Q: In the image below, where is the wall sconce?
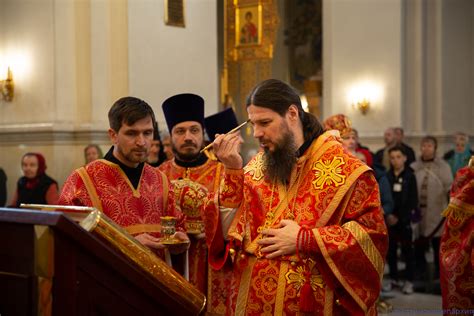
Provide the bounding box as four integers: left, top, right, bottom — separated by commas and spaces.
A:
348, 81, 383, 116
0, 67, 14, 102
354, 98, 370, 115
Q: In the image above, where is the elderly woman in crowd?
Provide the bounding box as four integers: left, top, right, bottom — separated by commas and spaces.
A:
443, 132, 473, 177
411, 136, 452, 280
9, 153, 59, 207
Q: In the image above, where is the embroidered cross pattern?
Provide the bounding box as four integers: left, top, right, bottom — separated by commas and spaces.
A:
244, 155, 265, 181
312, 156, 346, 189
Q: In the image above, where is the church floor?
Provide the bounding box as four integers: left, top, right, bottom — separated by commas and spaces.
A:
380, 290, 442, 316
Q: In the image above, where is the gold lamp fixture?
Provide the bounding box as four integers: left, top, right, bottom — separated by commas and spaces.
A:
354, 98, 370, 115
348, 81, 383, 116
0, 67, 14, 102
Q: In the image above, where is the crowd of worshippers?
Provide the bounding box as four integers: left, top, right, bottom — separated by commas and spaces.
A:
1, 117, 471, 213
0, 82, 472, 313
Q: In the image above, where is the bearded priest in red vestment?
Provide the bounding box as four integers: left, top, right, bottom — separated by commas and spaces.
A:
206, 79, 388, 315
440, 156, 474, 314
58, 97, 188, 260
159, 95, 238, 314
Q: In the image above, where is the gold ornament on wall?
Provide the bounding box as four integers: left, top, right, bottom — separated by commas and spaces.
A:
0, 67, 14, 102
229, 0, 279, 61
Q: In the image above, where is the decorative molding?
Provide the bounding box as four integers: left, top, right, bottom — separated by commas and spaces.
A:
0, 123, 109, 145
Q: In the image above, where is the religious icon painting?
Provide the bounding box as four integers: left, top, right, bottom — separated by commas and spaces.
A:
235, 3, 262, 47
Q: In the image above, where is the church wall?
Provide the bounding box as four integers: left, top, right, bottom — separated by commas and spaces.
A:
440, 0, 473, 134
323, 0, 473, 156
322, 0, 403, 138
128, 0, 219, 129
0, 0, 219, 204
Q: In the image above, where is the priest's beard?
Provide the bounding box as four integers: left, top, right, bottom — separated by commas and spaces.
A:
263, 125, 298, 185
172, 142, 201, 162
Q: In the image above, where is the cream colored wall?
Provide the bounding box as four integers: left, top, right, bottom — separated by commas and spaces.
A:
0, 0, 219, 204
323, 0, 402, 137
128, 0, 219, 130
323, 0, 474, 155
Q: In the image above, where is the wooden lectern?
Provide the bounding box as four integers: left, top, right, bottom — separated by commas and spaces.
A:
0, 207, 206, 316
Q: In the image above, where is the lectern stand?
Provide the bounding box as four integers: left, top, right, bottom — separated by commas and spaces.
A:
0, 208, 206, 316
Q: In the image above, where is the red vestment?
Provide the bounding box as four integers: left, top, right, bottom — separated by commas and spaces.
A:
58, 159, 184, 247
440, 165, 474, 314
206, 131, 388, 315
159, 157, 230, 315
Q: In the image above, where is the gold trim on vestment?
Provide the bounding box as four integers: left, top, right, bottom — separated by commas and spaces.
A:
442, 198, 474, 224
124, 224, 161, 235
77, 166, 104, 212
342, 221, 384, 279
314, 229, 368, 313
235, 255, 256, 315
275, 261, 289, 315
316, 164, 370, 228
212, 163, 223, 192
160, 171, 169, 213
449, 197, 474, 213
324, 286, 334, 316
100, 159, 143, 198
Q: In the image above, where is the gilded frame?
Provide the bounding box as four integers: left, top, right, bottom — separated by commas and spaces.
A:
235, 3, 262, 47
164, 0, 186, 28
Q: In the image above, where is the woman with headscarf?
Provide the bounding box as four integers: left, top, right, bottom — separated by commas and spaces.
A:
443, 132, 474, 177
9, 153, 59, 207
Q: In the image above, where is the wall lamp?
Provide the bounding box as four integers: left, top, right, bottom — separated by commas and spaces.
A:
0, 67, 14, 102
353, 98, 370, 115
348, 81, 383, 116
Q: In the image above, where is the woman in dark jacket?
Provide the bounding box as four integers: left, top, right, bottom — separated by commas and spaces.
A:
9, 153, 59, 207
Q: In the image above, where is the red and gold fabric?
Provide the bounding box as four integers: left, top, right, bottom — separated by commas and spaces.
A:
440, 165, 474, 313
159, 158, 230, 315
58, 159, 184, 245
209, 131, 388, 316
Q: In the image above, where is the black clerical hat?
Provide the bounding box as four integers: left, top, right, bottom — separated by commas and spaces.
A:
204, 107, 239, 141
162, 93, 205, 133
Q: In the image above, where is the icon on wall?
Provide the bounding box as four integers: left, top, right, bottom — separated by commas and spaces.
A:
236, 4, 262, 46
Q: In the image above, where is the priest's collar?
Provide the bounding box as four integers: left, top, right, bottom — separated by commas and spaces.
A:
296, 135, 316, 158
174, 152, 208, 168
104, 146, 144, 189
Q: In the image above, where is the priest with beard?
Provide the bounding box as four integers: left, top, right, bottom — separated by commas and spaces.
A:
158, 94, 237, 315
204, 79, 388, 315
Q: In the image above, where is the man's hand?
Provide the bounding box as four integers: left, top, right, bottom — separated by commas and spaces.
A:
386, 214, 398, 226
167, 231, 190, 255
135, 233, 165, 250
213, 131, 244, 169
257, 220, 301, 259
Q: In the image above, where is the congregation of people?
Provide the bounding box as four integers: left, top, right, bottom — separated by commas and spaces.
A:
0, 79, 473, 315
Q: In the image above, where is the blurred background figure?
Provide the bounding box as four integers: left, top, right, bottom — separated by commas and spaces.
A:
356, 151, 393, 216
161, 133, 174, 161
394, 127, 416, 167
353, 128, 374, 167
386, 146, 418, 295
323, 113, 356, 154
0, 167, 6, 207
84, 144, 103, 164
410, 136, 452, 286
147, 122, 167, 167
204, 107, 239, 142
375, 128, 398, 171
9, 153, 59, 207
443, 132, 473, 177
